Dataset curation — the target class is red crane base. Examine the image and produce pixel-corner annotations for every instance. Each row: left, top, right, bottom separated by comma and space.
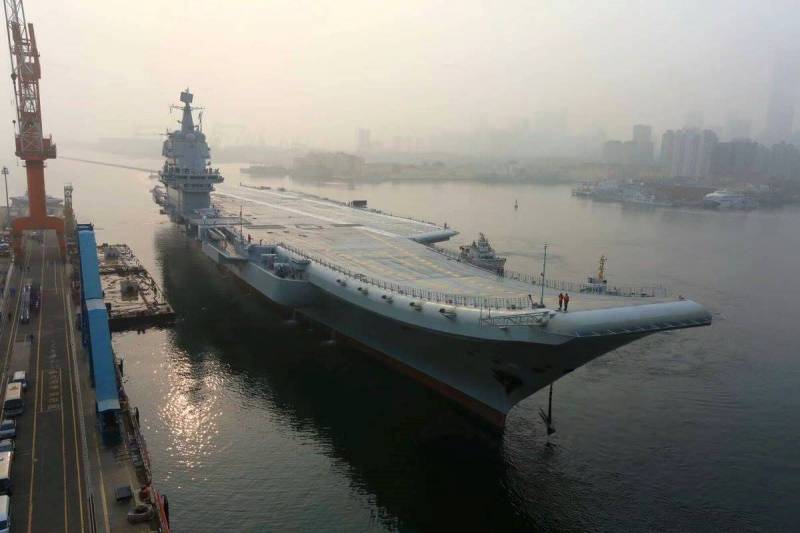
11, 160, 66, 258
12, 215, 66, 258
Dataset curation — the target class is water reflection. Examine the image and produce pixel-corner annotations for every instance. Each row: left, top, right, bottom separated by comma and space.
159, 351, 224, 477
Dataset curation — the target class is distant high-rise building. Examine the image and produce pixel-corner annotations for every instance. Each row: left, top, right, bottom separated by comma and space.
711, 139, 763, 180
357, 128, 372, 153
601, 125, 655, 167
631, 124, 654, 164
768, 142, 800, 179
763, 53, 800, 146
633, 124, 651, 144
602, 140, 625, 165
660, 130, 675, 170
661, 128, 718, 179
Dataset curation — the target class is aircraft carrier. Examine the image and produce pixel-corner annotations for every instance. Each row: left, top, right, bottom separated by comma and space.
158, 90, 712, 427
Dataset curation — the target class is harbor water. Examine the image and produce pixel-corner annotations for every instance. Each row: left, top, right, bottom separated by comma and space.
26, 154, 800, 531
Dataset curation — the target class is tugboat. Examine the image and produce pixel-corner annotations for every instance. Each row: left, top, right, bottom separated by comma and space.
582, 254, 609, 293
459, 233, 507, 274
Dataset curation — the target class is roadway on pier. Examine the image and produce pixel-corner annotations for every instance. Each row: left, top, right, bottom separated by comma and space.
0, 233, 86, 532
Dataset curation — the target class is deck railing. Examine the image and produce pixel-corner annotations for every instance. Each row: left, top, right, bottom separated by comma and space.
224, 235, 667, 310
428, 244, 668, 298
277, 241, 539, 310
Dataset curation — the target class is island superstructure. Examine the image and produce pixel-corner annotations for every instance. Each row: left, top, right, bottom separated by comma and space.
158, 90, 712, 427
160, 89, 223, 213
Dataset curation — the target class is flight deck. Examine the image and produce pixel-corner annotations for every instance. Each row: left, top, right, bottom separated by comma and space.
212, 183, 668, 311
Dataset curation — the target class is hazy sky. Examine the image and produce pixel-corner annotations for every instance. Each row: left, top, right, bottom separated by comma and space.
0, 0, 798, 151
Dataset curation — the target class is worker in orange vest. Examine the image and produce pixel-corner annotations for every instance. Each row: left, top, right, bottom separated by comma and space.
564, 293, 570, 312
558, 292, 564, 311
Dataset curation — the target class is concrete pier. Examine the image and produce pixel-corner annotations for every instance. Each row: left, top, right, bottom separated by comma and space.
0, 230, 170, 532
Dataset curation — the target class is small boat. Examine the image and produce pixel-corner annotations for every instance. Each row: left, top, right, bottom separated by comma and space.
581, 255, 609, 293
580, 255, 656, 297
571, 183, 595, 197
703, 190, 757, 209
459, 233, 506, 274
622, 189, 673, 207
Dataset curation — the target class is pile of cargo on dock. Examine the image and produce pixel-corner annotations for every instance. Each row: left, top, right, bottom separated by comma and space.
96, 243, 175, 331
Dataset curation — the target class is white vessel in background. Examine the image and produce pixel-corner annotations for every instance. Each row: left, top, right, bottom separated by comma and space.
703, 190, 757, 209
621, 188, 673, 207
571, 183, 594, 197
156, 90, 712, 428
591, 180, 623, 201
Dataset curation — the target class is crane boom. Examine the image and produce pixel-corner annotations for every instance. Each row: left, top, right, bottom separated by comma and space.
2, 0, 64, 257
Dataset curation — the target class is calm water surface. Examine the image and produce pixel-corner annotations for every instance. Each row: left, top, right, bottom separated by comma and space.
24, 153, 799, 531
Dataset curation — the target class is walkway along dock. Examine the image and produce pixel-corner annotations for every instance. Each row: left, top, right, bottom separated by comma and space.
95, 243, 175, 331
73, 224, 171, 532
0, 224, 169, 532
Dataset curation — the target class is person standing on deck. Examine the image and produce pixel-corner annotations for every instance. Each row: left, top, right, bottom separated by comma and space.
564, 293, 570, 312
558, 292, 564, 311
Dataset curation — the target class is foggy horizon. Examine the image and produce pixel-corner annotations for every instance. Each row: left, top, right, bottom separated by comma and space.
2, 1, 800, 154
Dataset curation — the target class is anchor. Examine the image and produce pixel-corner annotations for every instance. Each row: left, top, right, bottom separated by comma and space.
538, 383, 556, 436
284, 309, 299, 327
321, 328, 337, 347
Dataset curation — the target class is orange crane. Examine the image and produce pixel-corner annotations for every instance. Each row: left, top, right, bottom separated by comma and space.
2, 0, 65, 257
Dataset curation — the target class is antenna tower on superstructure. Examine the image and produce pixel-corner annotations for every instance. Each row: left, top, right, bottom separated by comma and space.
598, 254, 607, 281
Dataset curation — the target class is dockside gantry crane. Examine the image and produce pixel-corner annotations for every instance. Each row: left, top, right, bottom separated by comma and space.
2, 0, 65, 257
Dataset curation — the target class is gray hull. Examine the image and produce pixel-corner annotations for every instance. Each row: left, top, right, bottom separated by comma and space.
201, 239, 646, 425
304, 290, 646, 425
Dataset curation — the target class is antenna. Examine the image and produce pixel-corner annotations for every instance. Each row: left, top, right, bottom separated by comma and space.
1, 166, 8, 228
598, 254, 607, 281
539, 243, 548, 307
